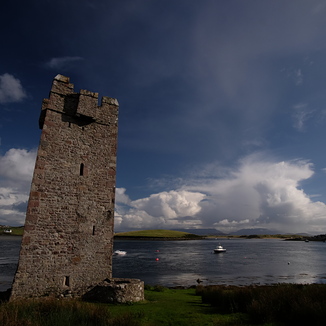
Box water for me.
[0,236,21,291]
[1,237,326,291]
[112,238,326,287]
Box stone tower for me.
[11,75,119,299]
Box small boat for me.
[214,245,226,253]
[114,250,127,255]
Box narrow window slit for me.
[92,226,96,235]
[80,163,84,176]
[64,276,70,287]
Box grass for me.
[0,226,23,236]
[2,284,326,325]
[114,229,201,239]
[0,284,326,326]
[109,286,221,326]
[0,287,245,326]
[0,298,141,326]
[197,283,326,325]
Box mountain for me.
[230,228,280,236]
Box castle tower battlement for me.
[10,75,119,300]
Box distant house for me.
[4,229,12,234]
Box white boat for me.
[213,245,226,253]
[114,250,127,255]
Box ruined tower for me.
[11,75,119,299]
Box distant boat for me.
[114,250,127,255]
[214,244,226,253]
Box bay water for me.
[113,238,326,287]
[1,236,326,291]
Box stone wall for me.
[10,75,119,299]
[83,278,145,303]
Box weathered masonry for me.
[11,75,119,299]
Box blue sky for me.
[1,0,326,234]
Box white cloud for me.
[115,190,205,230]
[0,148,37,225]
[187,155,326,233]
[0,148,37,184]
[0,74,27,104]
[116,154,326,234]
[0,187,28,206]
[45,56,84,69]
[132,190,205,219]
[115,187,131,205]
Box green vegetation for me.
[0,298,132,326]
[197,283,326,325]
[3,284,326,325]
[108,286,222,326]
[0,287,238,326]
[115,229,202,239]
[0,226,23,236]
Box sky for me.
[1,0,326,234]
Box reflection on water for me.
[2,236,326,291]
[113,238,326,287]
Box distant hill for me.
[230,228,281,236]
[172,228,225,236]
[114,229,202,239]
[114,227,313,238]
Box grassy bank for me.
[114,229,202,239]
[0,227,23,236]
[2,284,326,325]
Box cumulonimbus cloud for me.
[190,155,325,233]
[116,154,326,234]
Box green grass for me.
[109,287,219,326]
[0,298,128,326]
[0,287,245,326]
[114,229,201,239]
[3,284,326,325]
[0,226,23,236]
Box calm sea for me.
[0,236,22,291]
[1,236,326,291]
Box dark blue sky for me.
[1,0,326,233]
